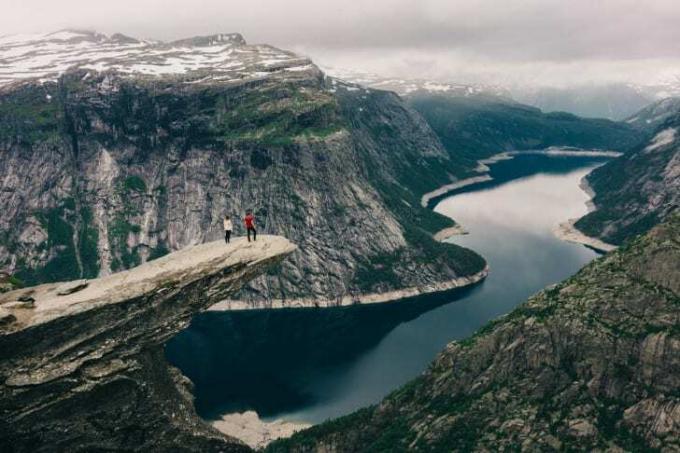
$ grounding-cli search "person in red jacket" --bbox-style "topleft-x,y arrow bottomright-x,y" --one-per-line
244,210 -> 257,242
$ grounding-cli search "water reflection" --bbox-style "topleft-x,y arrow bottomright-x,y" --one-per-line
166,154 -> 607,425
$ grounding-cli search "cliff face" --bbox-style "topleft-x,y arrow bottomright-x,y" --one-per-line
575,110 -> 679,244
0,235 -> 295,452
0,31 -> 485,305
271,215 -> 680,452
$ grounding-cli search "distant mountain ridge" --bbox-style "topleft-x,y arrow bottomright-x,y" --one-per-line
510,83 -> 655,120
405,92 -> 644,173
323,69 -> 645,170
323,67 -> 510,98
326,67 -> 680,120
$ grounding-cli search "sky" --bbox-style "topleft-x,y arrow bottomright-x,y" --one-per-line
3,0 -> 680,87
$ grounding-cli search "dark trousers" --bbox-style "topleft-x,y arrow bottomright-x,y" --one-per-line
247,227 -> 257,242
225,230 -> 231,243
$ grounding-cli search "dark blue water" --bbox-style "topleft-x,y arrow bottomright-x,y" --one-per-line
166,154 -> 608,426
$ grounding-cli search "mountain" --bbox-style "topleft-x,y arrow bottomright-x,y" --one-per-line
0,30 -> 310,86
0,235 -> 294,451
575,104 -> 680,245
270,214 -> 680,452
625,97 -> 680,131
326,70 -> 645,177
405,93 -> 644,173
509,84 -> 656,120
323,68 -> 680,122
0,30 -> 487,305
322,67 -> 510,98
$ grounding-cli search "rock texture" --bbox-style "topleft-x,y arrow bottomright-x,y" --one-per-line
0,235 -> 295,452
270,215 -> 680,452
0,30 -> 486,306
575,108 -> 680,244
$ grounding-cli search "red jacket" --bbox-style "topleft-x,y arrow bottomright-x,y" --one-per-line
244,214 -> 255,229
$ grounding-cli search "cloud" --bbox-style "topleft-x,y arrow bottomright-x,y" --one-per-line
2,0 -> 680,86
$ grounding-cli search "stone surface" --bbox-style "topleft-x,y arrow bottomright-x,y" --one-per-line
0,236 -> 295,452
213,411 -> 310,450
553,219 -> 617,253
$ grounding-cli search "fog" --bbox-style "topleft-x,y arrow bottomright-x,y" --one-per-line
3,0 -> 680,86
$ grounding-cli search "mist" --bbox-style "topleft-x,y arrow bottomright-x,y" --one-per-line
3,0 -> 680,87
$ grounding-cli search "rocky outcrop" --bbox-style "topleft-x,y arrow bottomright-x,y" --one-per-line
0,31 -> 486,306
270,215 -> 680,452
0,235 -> 295,452
575,110 -> 679,244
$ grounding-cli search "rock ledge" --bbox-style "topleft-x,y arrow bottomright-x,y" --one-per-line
0,235 -> 295,452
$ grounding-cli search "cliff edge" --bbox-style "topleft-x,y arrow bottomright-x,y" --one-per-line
0,235 -> 295,452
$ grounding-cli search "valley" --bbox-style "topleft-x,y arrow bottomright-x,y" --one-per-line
166,153 -> 613,446
0,24 -> 678,453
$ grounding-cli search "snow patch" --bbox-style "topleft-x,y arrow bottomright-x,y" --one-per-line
0,30 -> 315,87
645,128 -> 677,153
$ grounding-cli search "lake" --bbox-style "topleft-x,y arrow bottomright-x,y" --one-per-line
166,153 -> 609,426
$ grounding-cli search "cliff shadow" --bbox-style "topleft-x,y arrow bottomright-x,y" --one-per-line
165,281 -> 483,420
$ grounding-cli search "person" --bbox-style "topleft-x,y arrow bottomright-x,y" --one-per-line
244,210 -> 256,242
223,215 -> 233,244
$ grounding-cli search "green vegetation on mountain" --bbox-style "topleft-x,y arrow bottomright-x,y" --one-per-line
0,69 -> 485,302
407,93 -> 645,175
271,214 -> 680,452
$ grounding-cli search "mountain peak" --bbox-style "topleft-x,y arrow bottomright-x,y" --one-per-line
169,32 -> 246,47
0,30 -> 316,89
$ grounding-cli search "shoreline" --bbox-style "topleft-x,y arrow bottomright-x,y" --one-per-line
420,175 -> 493,207
211,411 -> 310,450
208,265 -> 489,311
552,175 -> 618,253
419,148 -> 620,209
433,224 -> 468,242
553,220 -> 617,253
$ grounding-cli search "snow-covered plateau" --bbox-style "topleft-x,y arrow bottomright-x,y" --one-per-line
0,29 -> 315,88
